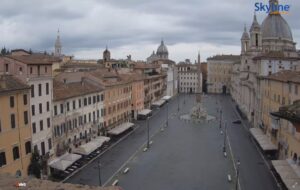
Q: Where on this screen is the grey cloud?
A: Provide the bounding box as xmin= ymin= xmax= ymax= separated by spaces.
xmin=0 ymin=0 xmax=299 ymax=61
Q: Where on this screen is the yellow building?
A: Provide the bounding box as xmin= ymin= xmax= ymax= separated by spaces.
xmin=0 ymin=75 xmax=32 ymax=177
xmin=260 ymin=70 xmax=300 ymax=159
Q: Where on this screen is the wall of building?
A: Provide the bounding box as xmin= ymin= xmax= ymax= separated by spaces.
xmin=131 ymin=80 xmax=144 ymax=119
xmin=0 ymin=89 xmax=32 ymax=177
xmin=104 ymin=84 xmax=132 ymax=129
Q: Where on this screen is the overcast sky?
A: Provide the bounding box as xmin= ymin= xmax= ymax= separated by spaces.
xmin=0 ymin=0 xmax=299 ymax=62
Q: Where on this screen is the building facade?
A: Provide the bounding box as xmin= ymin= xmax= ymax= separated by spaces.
xmin=260 ymin=71 xmax=300 ymax=160
xmin=52 ymin=73 xmax=104 ymax=158
xmin=0 ymin=75 xmax=32 ymax=177
xmin=177 ymin=57 xmax=202 ymax=94
xmin=232 ymin=2 xmax=300 ymax=126
xmin=1 ymin=51 xmax=60 ymax=159
xmin=207 ymin=55 xmax=240 ymax=94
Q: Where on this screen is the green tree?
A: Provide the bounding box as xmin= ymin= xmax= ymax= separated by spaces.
xmin=28 ymin=150 xmax=41 ymax=178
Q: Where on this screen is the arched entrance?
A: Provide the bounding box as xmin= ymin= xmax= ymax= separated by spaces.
xmin=222 ymin=85 xmax=227 ymax=94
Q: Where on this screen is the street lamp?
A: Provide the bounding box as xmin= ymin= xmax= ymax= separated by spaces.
xmin=223 ymin=121 xmax=227 ymax=153
xmin=98 ymin=160 xmax=102 ymax=186
xmin=219 ymin=108 xmax=222 ymax=129
xmin=166 ymin=102 xmax=169 ymax=127
xmin=235 ymin=160 xmax=241 ymax=190
xmin=147 ymin=116 xmax=150 ymax=148
xmin=177 ymin=95 xmax=180 ymax=113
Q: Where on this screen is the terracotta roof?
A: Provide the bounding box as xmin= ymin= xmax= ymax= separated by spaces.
xmin=262 ymin=70 xmax=300 ymax=83
xmin=207 ymin=55 xmax=240 ymax=61
xmin=0 ymin=173 xmax=119 ymax=190
xmin=6 ymin=54 xmax=61 ymax=65
xmin=53 ymin=79 xmax=103 ymax=101
xmin=87 ymin=69 xmax=132 ymax=87
xmin=0 ymin=75 xmax=30 ymax=94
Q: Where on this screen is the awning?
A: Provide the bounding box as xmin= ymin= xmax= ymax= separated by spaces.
xmin=162 ymin=96 xmax=172 ymax=101
xmin=138 ymin=109 xmax=152 ymax=116
xmin=108 ymin=122 xmax=134 ymax=135
xmin=272 ymin=160 xmax=300 ymax=190
xmin=250 ymin=128 xmax=277 ymax=151
xmin=94 ymin=136 xmax=110 ymax=147
xmin=152 ymin=99 xmax=166 ymax=107
xmin=73 ymin=141 xmax=99 ymax=155
xmin=49 ymin=153 xmax=82 ymax=171
xmin=73 ymin=136 xmax=110 ymax=155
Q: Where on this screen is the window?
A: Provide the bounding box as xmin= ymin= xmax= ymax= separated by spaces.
xmin=88 ymin=97 xmax=91 ymax=105
xmin=47 ymin=118 xmax=50 ymax=128
xmin=30 ymin=67 xmax=33 ymax=74
xmin=31 ymin=105 xmax=35 ymax=116
xmin=48 ymin=138 xmax=52 ymax=150
xmin=93 ymin=96 xmax=96 ymax=104
xmin=5 ymin=64 xmax=8 ymax=72
xmin=40 ymin=120 xmax=43 ymax=131
xmin=78 ymin=99 xmax=82 ymax=108
xmin=84 ymin=98 xmax=87 ymax=106
xmin=10 ymin=96 xmax=14 ymax=108
xmin=24 ymin=111 xmax=28 ymax=125
xmin=54 ymin=105 xmax=57 ymax=115
xmin=67 ymin=102 xmax=70 ymax=111
xmin=25 ymin=141 xmax=31 ymax=154
xmin=31 ymin=85 xmax=34 ymax=98
xmin=32 ymin=123 xmax=36 ymax=134
xmin=39 ymin=103 xmax=42 ymax=114
xmin=0 ymin=152 xmax=6 ymax=167
xmin=23 ymin=94 xmax=27 ymax=105
xmin=46 ymin=102 xmax=50 ymax=112
xmin=11 ymin=114 xmax=15 ymax=129
xmin=38 ymin=84 xmax=42 ymax=96
xmin=97 ymin=95 xmax=100 ymax=102
xmin=45 ymin=66 xmax=48 ymax=73
xmin=89 ymin=113 xmax=91 ymax=122
xmin=46 ymin=83 xmax=49 ymax=95
xmin=101 ymin=94 xmax=104 ymax=101
xmin=60 ymin=104 xmax=64 ymax=114
xmin=13 ymin=146 xmax=20 ymax=160
xmin=73 ymin=100 xmax=76 ymax=109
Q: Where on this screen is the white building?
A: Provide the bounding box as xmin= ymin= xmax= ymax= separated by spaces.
xmin=232 ymin=0 xmax=300 ymax=127
xmin=177 ymin=54 xmax=202 ymax=93
xmin=52 ymin=73 xmax=104 ymax=157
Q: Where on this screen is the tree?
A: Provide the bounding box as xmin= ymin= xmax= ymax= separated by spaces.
xmin=28 ymin=150 xmax=41 ymax=178
xmin=0 ymin=47 xmax=10 ymax=56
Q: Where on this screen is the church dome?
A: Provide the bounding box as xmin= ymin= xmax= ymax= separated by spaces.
xmin=261 ymin=14 xmax=293 ymax=42
xmin=157 ymin=40 xmax=168 ymax=54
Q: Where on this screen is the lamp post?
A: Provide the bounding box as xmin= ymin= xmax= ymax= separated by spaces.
xmin=147 ymin=116 xmax=150 ymax=148
xmin=223 ymin=121 xmax=227 ymax=153
xmin=235 ymin=160 xmax=240 ymax=190
xmin=177 ymin=95 xmax=180 ymax=113
xmin=98 ymin=160 xmax=102 ymax=186
xmin=166 ymin=102 xmax=169 ymax=127
xmin=219 ymin=108 xmax=222 ymax=129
